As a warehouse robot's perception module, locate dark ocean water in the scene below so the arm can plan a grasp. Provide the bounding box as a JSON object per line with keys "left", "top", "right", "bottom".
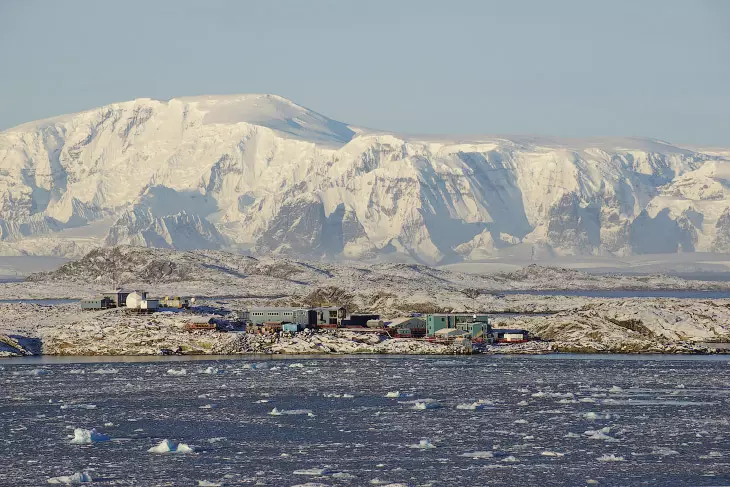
{"left": 2, "top": 355, "right": 730, "bottom": 486}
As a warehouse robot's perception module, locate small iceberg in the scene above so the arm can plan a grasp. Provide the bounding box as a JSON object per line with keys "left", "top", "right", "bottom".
{"left": 456, "top": 400, "right": 493, "bottom": 410}
{"left": 47, "top": 472, "right": 92, "bottom": 484}
{"left": 400, "top": 398, "right": 440, "bottom": 410}
{"left": 148, "top": 439, "right": 194, "bottom": 454}
{"left": 460, "top": 451, "right": 493, "bottom": 459}
{"left": 166, "top": 368, "right": 186, "bottom": 376}
{"left": 597, "top": 453, "right": 625, "bottom": 462}
{"left": 92, "top": 368, "right": 118, "bottom": 374}
{"left": 70, "top": 428, "right": 110, "bottom": 444}
{"left": 269, "top": 407, "right": 314, "bottom": 416}
{"left": 293, "top": 467, "right": 330, "bottom": 475}
{"left": 409, "top": 438, "right": 436, "bottom": 449}
{"left": 200, "top": 367, "right": 222, "bottom": 374}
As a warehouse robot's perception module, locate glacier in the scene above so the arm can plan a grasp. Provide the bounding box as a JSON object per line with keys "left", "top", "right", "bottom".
{"left": 1, "top": 93, "right": 729, "bottom": 264}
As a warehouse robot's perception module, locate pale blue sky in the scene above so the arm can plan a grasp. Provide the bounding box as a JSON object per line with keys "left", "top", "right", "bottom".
{"left": 1, "top": 0, "right": 729, "bottom": 145}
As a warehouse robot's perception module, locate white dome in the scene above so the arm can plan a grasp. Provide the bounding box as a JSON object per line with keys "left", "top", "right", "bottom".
{"left": 125, "top": 292, "right": 144, "bottom": 309}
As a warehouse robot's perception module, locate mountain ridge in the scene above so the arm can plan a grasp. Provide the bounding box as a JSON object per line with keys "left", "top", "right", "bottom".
{"left": 1, "top": 94, "right": 729, "bottom": 263}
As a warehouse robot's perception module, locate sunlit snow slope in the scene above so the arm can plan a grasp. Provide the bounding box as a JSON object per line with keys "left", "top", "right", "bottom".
{"left": 1, "top": 94, "right": 729, "bottom": 264}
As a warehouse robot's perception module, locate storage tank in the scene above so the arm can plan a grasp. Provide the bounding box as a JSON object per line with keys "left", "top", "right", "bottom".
{"left": 125, "top": 291, "right": 145, "bottom": 309}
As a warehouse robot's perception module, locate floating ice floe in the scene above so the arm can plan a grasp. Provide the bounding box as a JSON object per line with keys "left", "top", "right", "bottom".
{"left": 47, "top": 471, "right": 92, "bottom": 484}
{"left": 456, "top": 400, "right": 493, "bottom": 410}
{"left": 501, "top": 455, "right": 519, "bottom": 463}
{"left": 401, "top": 399, "right": 440, "bottom": 410}
{"left": 67, "top": 369, "right": 85, "bottom": 375}
{"left": 199, "top": 404, "right": 216, "bottom": 409}
{"left": 409, "top": 439, "right": 436, "bottom": 449}
{"left": 514, "top": 419, "right": 528, "bottom": 424}
{"left": 460, "top": 451, "right": 493, "bottom": 459}
{"left": 60, "top": 404, "right": 96, "bottom": 410}
{"left": 583, "top": 412, "right": 612, "bottom": 421}
{"left": 699, "top": 451, "right": 723, "bottom": 459}
{"left": 200, "top": 367, "right": 222, "bottom": 374}
{"left": 166, "top": 368, "right": 186, "bottom": 376}
{"left": 13, "top": 368, "right": 49, "bottom": 376}
{"left": 541, "top": 451, "right": 565, "bottom": 457}
{"left": 323, "top": 393, "right": 355, "bottom": 398}
{"left": 597, "top": 453, "right": 625, "bottom": 462}
{"left": 651, "top": 447, "right": 679, "bottom": 456}
{"left": 269, "top": 407, "right": 314, "bottom": 416}
{"left": 92, "top": 368, "right": 118, "bottom": 374}
{"left": 385, "top": 391, "right": 409, "bottom": 398}
{"left": 608, "top": 386, "right": 624, "bottom": 393}
{"left": 70, "top": 428, "right": 110, "bottom": 444}
{"left": 148, "top": 439, "right": 194, "bottom": 454}
{"left": 517, "top": 400, "right": 529, "bottom": 406}
{"left": 584, "top": 427, "right": 616, "bottom": 441}
{"left": 332, "top": 472, "right": 356, "bottom": 479}
{"left": 289, "top": 363, "right": 305, "bottom": 368}
{"left": 293, "top": 467, "right": 330, "bottom": 475}
{"left": 197, "top": 481, "right": 222, "bottom": 486}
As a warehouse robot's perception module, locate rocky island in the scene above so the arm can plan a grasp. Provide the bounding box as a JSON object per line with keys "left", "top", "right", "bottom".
{"left": 2, "top": 246, "right": 730, "bottom": 357}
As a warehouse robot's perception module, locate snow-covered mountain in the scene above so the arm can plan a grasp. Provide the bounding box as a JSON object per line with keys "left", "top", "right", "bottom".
{"left": 1, "top": 94, "right": 729, "bottom": 264}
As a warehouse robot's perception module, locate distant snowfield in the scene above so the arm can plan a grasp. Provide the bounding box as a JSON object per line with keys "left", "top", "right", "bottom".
{"left": 441, "top": 252, "right": 730, "bottom": 277}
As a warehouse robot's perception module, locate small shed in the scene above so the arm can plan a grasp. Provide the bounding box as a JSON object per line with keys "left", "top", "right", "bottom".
{"left": 282, "top": 323, "right": 303, "bottom": 333}
{"left": 491, "top": 328, "right": 529, "bottom": 343}
{"left": 184, "top": 315, "right": 217, "bottom": 331}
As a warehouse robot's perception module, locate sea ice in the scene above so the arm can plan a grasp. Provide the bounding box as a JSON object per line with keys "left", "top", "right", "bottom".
{"left": 70, "top": 428, "right": 110, "bottom": 444}
{"left": 456, "top": 400, "right": 493, "bottom": 410}
{"left": 460, "top": 451, "right": 493, "bottom": 459}
{"left": 148, "top": 439, "right": 194, "bottom": 454}
{"left": 403, "top": 399, "right": 440, "bottom": 410}
{"left": 197, "top": 481, "right": 221, "bottom": 487}
{"left": 293, "top": 467, "right": 330, "bottom": 475}
{"left": 60, "top": 404, "right": 96, "bottom": 410}
{"left": 200, "top": 367, "right": 222, "bottom": 374}
{"left": 47, "top": 472, "right": 92, "bottom": 484}
{"left": 584, "top": 427, "right": 616, "bottom": 441}
{"left": 92, "top": 368, "right": 118, "bottom": 374}
{"left": 269, "top": 408, "right": 313, "bottom": 416}
{"left": 541, "top": 451, "right": 565, "bottom": 457}
{"left": 597, "top": 453, "right": 625, "bottom": 462}
{"left": 166, "top": 368, "right": 186, "bottom": 376}
{"left": 409, "top": 439, "right": 436, "bottom": 449}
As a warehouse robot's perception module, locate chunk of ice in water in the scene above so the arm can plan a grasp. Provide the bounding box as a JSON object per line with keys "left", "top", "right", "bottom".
{"left": 92, "top": 368, "right": 118, "bottom": 374}
{"left": 409, "top": 439, "right": 436, "bottom": 449}
{"left": 166, "top": 368, "right": 186, "bottom": 376}
{"left": 293, "top": 467, "right": 330, "bottom": 475}
{"left": 148, "top": 439, "right": 194, "bottom": 454}
{"left": 47, "top": 471, "right": 92, "bottom": 484}
{"left": 269, "top": 407, "right": 313, "bottom": 416}
{"left": 541, "top": 451, "right": 565, "bottom": 457}
{"left": 461, "top": 451, "right": 493, "bottom": 459}
{"left": 70, "top": 428, "right": 110, "bottom": 444}
{"left": 456, "top": 400, "right": 493, "bottom": 410}
{"left": 597, "top": 453, "right": 625, "bottom": 462}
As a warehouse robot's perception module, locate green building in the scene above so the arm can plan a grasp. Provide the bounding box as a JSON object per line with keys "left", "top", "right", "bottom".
{"left": 426, "top": 313, "right": 490, "bottom": 337}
